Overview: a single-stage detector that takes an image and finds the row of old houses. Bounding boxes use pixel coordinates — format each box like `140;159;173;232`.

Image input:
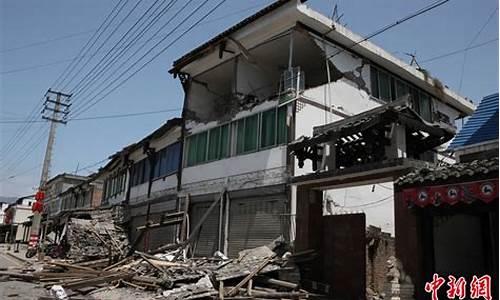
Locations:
30;1;497;299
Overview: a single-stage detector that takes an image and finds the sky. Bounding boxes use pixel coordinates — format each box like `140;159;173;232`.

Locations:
0;0;498;197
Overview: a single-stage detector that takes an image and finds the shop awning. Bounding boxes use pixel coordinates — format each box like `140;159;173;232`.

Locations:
396;157;499;207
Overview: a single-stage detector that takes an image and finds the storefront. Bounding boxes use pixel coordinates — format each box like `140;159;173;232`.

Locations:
395;158;498;300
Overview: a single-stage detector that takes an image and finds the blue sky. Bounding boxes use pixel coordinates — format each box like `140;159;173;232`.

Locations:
1;0;498;197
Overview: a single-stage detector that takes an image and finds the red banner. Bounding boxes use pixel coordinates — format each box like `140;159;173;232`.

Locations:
402;179;498;208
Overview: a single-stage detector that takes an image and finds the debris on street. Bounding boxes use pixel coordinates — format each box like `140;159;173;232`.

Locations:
0;236;315;299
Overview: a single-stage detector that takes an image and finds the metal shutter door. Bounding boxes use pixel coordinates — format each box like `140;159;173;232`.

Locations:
228;194;287;257
190;202;220;257
129;215;147;251
145;212;176;251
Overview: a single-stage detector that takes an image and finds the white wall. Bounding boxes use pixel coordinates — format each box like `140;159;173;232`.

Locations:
182;146;288;195
324;182;395;235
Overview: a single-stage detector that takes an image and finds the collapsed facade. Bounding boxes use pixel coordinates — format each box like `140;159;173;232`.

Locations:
97;118;182;251
169;0;472;259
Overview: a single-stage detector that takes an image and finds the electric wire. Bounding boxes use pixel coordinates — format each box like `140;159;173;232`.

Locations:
0;108;181;124
457;7;498;91
420;37;498;63
69;0;227;119
52;0;129;90
325;0;451;60
60;0;139;91
68;0;179;99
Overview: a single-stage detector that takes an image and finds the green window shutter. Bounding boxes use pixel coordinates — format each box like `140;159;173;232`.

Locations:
187;135;197;166
236;119;245;154
277;105;288;144
196;131;208;164
244;115;258;152
220;124;230;158
395;80;409;101
379;70;391;102
208;127;221;161
370;66;379;98
260;109;276;148
418;92;432;122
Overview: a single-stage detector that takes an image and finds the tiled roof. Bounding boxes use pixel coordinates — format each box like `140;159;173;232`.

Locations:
396;157;499;188
449;93;499;149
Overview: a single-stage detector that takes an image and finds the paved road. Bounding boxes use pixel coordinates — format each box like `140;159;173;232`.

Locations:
0;252;23;268
0;251;49;300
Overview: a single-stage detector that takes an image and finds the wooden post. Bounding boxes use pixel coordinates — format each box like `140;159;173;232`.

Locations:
223;192;230;255
180;194;190;242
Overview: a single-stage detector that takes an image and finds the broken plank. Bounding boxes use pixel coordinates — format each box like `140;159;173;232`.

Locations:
226;253;276;297
63;272;133;290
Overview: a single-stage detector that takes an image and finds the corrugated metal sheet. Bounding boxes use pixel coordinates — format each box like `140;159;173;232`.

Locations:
227;194;288;257
449;93;499;149
190;201;221;257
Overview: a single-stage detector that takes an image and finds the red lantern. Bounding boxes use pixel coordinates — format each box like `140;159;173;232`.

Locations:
35;191;45;201
32;200;43;213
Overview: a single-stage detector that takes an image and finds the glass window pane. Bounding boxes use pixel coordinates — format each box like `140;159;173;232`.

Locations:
277;106;288;144
260;109;276;148
419;93;432;122
370;66;379;98
208;127;221;161
143;160;150;184
170;143;180;172
236;119;245;154
187;135;197;166
220;124;230;158
395;80;409;101
379;71;391;101
244;115;258;152
196;131;207;163
410;88;419;112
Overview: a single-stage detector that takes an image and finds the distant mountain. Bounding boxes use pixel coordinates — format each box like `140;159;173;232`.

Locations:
0;196;17;204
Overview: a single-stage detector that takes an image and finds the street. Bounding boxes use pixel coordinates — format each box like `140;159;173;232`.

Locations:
0;248;49;300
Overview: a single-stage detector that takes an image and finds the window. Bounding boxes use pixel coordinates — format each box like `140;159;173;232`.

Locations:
131;159;149;187
220;124;230;158
371;66;433;121
243;114;258;153
260;109;276;148
186;133;208;166
185;105;290;167
208;127;221;161
277;106;288;144
418;92;432;122
154;142;181;177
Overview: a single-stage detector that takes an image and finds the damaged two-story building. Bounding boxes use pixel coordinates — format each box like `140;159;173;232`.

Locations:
96;118;183;251
169;0;475;297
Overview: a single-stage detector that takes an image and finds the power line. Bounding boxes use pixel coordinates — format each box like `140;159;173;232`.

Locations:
341;195;393;209
458;7;498;91
75;158;110;175
69;0;227;119
68;0;188;114
53;0;130;90
68;0;179;98
2;0;129;160
0;30;94;54
60;0;140;91
0;1;270;55
325;0;451;60
0;2;271;76
0;108;181;124
421;38;498;63
0;164;42;183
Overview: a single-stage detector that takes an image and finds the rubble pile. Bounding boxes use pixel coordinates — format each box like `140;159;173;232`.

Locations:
66;218;130;262
1;238;315;299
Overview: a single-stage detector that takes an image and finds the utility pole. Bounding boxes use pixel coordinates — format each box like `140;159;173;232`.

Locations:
28;89;71;256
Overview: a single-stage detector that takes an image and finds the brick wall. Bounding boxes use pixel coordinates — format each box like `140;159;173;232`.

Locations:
366;225;395;296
